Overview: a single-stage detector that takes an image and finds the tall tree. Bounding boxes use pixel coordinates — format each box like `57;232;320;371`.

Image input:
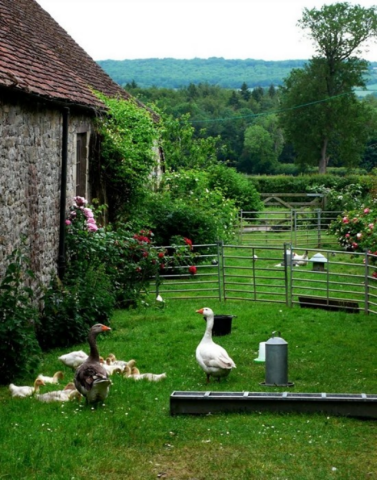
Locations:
280;2;377;173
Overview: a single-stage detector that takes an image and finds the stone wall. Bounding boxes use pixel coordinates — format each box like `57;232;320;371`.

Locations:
0;94;95;294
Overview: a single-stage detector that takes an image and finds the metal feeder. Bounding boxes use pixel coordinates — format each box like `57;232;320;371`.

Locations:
260;331;294;387
309;252;328;271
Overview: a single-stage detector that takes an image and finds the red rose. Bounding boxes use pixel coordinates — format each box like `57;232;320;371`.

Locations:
189;266;197;275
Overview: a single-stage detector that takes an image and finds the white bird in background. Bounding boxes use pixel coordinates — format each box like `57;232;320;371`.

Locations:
37;371;64;384
9;378;45;398
58;350;88;370
275;250;309;267
195;307;236;383
292;250;309;266
35;382;82;403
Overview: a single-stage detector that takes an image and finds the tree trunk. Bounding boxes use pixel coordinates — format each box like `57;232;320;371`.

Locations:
319;138;329;174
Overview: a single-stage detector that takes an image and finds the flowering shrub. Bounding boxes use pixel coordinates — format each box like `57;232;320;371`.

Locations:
329;202;377;258
39;198;166;348
159;235;199;275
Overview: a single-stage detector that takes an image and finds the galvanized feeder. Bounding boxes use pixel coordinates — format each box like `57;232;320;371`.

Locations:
261;331;294;387
309;252;328;271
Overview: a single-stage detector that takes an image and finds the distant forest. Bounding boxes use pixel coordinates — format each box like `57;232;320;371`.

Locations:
97;57;377;90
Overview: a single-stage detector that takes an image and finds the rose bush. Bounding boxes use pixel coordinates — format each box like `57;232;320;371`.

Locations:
329;202;377;258
39;198;167;349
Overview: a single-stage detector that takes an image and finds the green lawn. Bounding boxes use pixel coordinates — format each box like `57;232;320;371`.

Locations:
1;300;376;479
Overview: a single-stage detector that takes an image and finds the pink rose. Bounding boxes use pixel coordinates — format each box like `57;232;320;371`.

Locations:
364;208;370;214
87;223;98;232
83;208;94;218
368;223;374;229
345;233;350;238
87;218;96;224
74;196;87;207
342;217;349;224
352;242;358;249
65;220;71;226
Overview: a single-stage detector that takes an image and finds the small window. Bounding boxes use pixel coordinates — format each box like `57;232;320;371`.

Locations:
76;133;87;197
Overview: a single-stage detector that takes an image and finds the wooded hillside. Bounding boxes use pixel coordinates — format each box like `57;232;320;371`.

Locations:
97;57;377;90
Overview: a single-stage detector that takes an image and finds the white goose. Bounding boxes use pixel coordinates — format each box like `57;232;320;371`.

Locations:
37;371;64;384
9;378;45;398
74;324;112;404
196;307;236;383
58;350;88;370
35;383;82;403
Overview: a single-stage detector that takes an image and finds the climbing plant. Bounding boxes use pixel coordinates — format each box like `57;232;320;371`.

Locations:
94;92;161;220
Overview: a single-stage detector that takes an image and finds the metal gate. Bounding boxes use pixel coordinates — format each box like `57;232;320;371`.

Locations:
155;242;377;315
239;209;342;249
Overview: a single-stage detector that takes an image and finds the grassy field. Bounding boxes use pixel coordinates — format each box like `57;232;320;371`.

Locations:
0;299;376;479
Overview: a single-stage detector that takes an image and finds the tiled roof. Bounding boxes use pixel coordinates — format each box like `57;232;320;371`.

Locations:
0;0;131;108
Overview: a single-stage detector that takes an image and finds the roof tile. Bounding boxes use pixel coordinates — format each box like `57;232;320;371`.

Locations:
0;0;131;108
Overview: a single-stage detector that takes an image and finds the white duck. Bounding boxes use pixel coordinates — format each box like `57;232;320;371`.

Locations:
37;371;64;384
9;378;45;398
74;324;112;404
196;307;236;383
58;350;88;370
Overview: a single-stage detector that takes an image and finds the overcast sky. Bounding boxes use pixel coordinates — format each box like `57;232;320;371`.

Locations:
35;0;377;62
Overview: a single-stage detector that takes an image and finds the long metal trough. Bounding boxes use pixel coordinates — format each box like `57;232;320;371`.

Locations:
170;391;377;419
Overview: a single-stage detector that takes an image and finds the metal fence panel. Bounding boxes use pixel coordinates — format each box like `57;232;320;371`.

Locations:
154;242;377;315
239;210;342;249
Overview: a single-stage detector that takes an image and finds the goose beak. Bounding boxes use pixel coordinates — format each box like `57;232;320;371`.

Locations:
101;325;111;331
196;308;204;314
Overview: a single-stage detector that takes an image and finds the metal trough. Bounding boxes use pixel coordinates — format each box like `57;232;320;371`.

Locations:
170;391;377;419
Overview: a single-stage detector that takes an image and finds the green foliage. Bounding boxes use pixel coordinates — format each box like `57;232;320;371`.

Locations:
99;57;377;89
138;191;235;247
280;3;377;173
94;92;159;219
307;182;367;212
248;174;374;197
38;267;115;350
38;198;168;351
161;113;220;171
207;163;263;211
0;244;41;384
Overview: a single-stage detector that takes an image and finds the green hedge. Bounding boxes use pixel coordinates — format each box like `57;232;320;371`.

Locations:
247;174;376;197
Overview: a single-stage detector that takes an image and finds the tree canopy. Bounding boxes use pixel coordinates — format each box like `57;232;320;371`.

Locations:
280;2;377;173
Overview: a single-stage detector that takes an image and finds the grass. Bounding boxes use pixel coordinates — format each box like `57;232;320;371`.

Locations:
0;299;376;479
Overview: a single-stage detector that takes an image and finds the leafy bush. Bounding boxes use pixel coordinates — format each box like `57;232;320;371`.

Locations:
65;197;163;307
207;163;263;212
0;245;41;384
38;267;115;350
307;183;367;212
248;174;374;197
94;92;159;221
38;197;166;349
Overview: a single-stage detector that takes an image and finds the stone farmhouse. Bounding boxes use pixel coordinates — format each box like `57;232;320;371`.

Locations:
0;0;160;289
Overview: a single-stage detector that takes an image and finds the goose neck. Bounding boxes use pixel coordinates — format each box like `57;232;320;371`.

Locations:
88;331;100;361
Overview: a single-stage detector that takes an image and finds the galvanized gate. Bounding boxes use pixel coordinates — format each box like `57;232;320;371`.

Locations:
155;242;377;315
239;209;342;249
